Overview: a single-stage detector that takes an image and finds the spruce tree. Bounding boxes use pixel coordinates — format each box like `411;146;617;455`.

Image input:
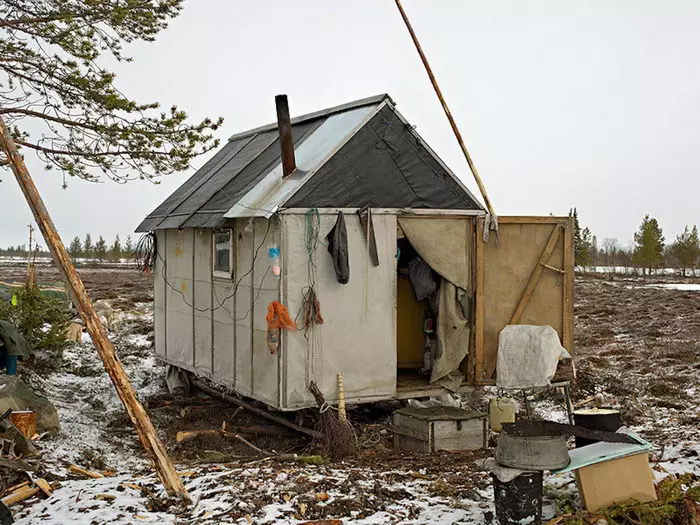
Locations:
83;234;93;260
109;235;122;262
94;236;107;262
672;225;700;277
633;215;665;276
570;208;594;269
124;235;134;259
68;236;82;260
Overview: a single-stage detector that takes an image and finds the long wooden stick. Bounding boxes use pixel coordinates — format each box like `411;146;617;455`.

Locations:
0;118;190;503
191;379;322;439
394;0;497;223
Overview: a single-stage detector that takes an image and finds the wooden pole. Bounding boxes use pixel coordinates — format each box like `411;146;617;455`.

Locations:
0;118;190;503
394;0;497;225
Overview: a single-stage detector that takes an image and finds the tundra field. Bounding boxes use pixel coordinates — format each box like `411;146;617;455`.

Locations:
0;263;698;524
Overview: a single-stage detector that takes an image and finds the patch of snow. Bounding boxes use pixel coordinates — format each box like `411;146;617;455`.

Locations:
644;283;700;291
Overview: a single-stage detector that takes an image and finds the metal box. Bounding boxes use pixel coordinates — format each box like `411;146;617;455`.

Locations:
392;406;487;453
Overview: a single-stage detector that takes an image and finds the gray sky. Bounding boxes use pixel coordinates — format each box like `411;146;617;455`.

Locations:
1;0;698;249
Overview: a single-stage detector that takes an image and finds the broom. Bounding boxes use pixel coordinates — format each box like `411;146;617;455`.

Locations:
307;380;357;460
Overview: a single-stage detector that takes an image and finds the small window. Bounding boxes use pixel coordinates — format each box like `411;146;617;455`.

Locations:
214;230;232;276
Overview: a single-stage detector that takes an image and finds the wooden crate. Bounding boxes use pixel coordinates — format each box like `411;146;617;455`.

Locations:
392;406;487;452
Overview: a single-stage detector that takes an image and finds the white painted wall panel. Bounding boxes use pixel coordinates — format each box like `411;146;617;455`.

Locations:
234;223;254;396
165;229;194;368
153;230;167;359
282;212;397;408
250;218;281;405
193;229;213;376
212;279;235;385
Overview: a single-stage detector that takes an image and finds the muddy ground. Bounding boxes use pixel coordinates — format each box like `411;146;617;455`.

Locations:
1;265;698;523
0;263;152;309
572;274;700;444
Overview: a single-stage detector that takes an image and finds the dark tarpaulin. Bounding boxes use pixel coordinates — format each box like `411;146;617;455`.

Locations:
286;105;482;210
326;212;349;284
0;320;32;359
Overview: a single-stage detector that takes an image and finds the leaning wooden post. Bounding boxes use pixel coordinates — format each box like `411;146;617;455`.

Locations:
394;0;498;228
0;118;190;503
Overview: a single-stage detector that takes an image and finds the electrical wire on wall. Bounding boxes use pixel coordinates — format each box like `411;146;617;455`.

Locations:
134;232;157;274
154;218;272;323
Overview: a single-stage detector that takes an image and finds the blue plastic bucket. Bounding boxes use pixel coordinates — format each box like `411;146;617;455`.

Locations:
5;355;18;375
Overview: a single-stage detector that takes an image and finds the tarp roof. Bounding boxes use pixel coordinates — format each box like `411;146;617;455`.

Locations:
136;94;484;232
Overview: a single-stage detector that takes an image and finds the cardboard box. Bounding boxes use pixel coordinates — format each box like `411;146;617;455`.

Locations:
575;452;657;512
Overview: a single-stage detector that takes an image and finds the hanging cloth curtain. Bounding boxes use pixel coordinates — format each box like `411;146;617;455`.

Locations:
397;218;471;387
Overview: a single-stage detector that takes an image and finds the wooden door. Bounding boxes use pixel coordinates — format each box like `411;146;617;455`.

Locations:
474;216;574;385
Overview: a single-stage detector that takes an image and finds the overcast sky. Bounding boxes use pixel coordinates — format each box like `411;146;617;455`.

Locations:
1;0;698;249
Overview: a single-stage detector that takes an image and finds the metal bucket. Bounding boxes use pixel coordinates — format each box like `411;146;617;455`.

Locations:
573;408;621;447
495;431;569;470
492;471;543;525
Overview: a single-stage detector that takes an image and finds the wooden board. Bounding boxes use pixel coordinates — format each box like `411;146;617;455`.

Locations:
474;217;574;383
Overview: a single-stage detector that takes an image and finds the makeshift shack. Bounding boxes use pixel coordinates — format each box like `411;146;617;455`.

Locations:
137;94;574;410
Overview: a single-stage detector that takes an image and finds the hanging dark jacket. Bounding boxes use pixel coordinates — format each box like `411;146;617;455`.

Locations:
326;212;350;284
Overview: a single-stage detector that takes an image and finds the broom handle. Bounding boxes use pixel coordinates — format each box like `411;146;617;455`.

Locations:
337;373;347;423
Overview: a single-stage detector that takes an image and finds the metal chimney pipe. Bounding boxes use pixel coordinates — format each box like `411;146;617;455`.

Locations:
275;94;296;178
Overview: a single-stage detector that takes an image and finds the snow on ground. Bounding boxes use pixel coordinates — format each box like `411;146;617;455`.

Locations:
23;304;162;473
644;283;700;291
4;275;700;523
12;464;497;525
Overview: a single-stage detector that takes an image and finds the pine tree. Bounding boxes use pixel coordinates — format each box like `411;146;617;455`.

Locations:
94;236;107;262
672;225;700;277
0;2;222;182
83;234;93;260
109;235;122;262
68;236;83;260
124;235;134;259
693;226;700;276
633;215;665;276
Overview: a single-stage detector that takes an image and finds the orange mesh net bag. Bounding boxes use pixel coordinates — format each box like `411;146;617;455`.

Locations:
266;301;296;354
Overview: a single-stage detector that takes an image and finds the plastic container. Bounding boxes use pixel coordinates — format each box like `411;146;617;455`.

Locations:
268;245;281;278
5;355;17;375
574;408;621;447
489;398;517;431
492;471;543;525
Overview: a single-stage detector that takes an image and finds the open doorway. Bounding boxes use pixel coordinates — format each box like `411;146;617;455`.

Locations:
396;236;437;391
394;216;473;395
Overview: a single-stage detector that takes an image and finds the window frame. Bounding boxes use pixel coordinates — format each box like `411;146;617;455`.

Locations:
213;228;233;279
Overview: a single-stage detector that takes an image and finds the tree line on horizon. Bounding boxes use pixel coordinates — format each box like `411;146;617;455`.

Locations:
0;234;135;263
573;209;700;276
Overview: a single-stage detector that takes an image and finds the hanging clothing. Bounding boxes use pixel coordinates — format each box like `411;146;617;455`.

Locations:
326;212;350;284
408;257;437;301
